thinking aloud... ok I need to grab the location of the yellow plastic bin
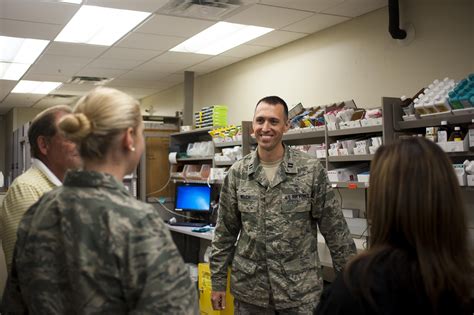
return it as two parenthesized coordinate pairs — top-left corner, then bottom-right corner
(198, 263), (234, 315)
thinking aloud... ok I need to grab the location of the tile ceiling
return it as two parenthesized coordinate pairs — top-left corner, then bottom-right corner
(0, 0), (387, 113)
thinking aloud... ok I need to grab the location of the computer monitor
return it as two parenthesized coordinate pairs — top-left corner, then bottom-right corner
(174, 183), (212, 212)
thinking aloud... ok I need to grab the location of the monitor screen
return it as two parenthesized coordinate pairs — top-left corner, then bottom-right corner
(175, 183), (211, 212)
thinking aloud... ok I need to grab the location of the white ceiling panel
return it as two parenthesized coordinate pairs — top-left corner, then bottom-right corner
(45, 42), (108, 59)
(149, 52), (210, 66)
(322, 0), (387, 18)
(84, 0), (169, 13)
(260, 0), (345, 13)
(53, 83), (97, 95)
(0, 1), (79, 25)
(99, 47), (162, 61)
(1, 93), (44, 107)
(117, 32), (185, 51)
(108, 86), (159, 99)
(160, 73), (184, 84)
(75, 67), (128, 79)
(0, 18), (61, 40)
(118, 71), (171, 81)
(225, 4), (313, 29)
(87, 58), (144, 70)
(27, 55), (92, 77)
(282, 13), (350, 34)
(221, 44), (271, 58)
(136, 14), (215, 37)
(247, 30), (306, 47)
(134, 58), (190, 73)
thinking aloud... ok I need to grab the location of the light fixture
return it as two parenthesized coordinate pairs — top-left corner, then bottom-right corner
(170, 21), (273, 55)
(0, 35), (49, 80)
(12, 80), (62, 94)
(55, 5), (151, 46)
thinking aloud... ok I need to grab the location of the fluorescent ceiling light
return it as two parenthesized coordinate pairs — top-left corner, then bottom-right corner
(55, 5), (151, 46)
(170, 22), (273, 55)
(0, 62), (31, 80)
(12, 80), (62, 94)
(0, 35), (49, 64)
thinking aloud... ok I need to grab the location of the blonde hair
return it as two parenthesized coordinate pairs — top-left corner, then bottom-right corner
(59, 87), (141, 159)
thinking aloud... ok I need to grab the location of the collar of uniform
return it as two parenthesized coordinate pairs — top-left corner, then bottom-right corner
(63, 170), (127, 192)
(247, 144), (297, 175)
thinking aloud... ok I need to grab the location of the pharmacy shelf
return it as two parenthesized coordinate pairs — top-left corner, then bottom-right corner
(170, 127), (214, 137)
(446, 151), (474, 157)
(177, 156), (214, 162)
(396, 114), (474, 130)
(214, 140), (241, 148)
(214, 160), (235, 166)
(328, 155), (374, 162)
(328, 125), (383, 137)
(330, 181), (369, 189)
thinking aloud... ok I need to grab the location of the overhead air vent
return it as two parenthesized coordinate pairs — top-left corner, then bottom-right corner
(158, 0), (255, 20)
(68, 76), (113, 85)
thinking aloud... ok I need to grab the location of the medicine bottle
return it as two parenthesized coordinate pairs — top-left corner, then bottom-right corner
(468, 119), (474, 148)
(449, 126), (463, 142)
(437, 121), (449, 143)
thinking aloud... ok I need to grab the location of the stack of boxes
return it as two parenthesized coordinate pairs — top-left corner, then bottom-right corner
(194, 105), (228, 128)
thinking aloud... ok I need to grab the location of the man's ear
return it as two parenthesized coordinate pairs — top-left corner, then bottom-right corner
(37, 136), (49, 156)
(284, 119), (290, 133)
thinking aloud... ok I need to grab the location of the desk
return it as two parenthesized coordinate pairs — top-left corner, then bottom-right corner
(167, 224), (366, 268)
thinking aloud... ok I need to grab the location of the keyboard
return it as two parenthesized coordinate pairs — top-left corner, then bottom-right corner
(168, 221), (208, 228)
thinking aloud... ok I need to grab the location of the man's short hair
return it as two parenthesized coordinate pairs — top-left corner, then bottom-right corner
(28, 105), (72, 159)
(255, 96), (288, 119)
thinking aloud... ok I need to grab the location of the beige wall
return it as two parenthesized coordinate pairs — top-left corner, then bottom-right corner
(0, 116), (5, 176)
(141, 0), (473, 125)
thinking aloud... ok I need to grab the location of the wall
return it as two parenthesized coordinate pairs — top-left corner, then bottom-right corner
(0, 116), (5, 176)
(141, 0), (473, 125)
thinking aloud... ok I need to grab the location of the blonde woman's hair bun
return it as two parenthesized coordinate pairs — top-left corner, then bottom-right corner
(59, 112), (92, 141)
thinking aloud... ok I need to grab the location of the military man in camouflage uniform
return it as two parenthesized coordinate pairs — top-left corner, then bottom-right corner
(210, 96), (356, 314)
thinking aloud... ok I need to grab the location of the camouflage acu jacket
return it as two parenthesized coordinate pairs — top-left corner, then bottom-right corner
(2, 170), (198, 315)
(210, 146), (356, 309)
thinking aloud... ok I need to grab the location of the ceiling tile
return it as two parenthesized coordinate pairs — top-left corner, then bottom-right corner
(247, 30), (306, 47)
(22, 73), (71, 83)
(149, 52), (210, 66)
(0, 80), (16, 101)
(87, 58), (144, 70)
(107, 79), (165, 89)
(322, 0), (387, 18)
(76, 67), (128, 79)
(221, 44), (271, 58)
(27, 55), (92, 77)
(282, 13), (350, 34)
(136, 14), (215, 37)
(84, 0), (169, 12)
(1, 93), (44, 107)
(54, 83), (97, 95)
(117, 32), (185, 51)
(99, 47), (162, 61)
(260, 0), (345, 13)
(0, 1), (79, 25)
(118, 71), (171, 81)
(45, 42), (108, 58)
(108, 87), (158, 99)
(225, 4), (313, 29)
(134, 58), (191, 73)
(186, 56), (242, 75)
(0, 18), (61, 40)
(32, 94), (79, 109)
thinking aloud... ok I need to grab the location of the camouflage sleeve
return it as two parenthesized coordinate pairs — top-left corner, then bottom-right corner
(311, 163), (356, 272)
(210, 167), (241, 292)
(123, 211), (199, 315)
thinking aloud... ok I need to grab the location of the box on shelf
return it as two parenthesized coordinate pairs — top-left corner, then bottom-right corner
(328, 165), (367, 182)
(316, 149), (327, 159)
(453, 164), (466, 186)
(354, 146), (369, 155)
(327, 122), (339, 131)
(467, 174), (474, 187)
(360, 117), (383, 126)
(339, 120), (361, 129)
(357, 171), (370, 183)
(437, 136), (469, 152)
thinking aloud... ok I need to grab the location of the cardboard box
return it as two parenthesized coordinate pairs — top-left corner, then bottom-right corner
(467, 174), (474, 186)
(328, 167), (364, 182)
(357, 172), (370, 183)
(354, 146), (369, 155)
(198, 263), (234, 315)
(438, 136), (469, 153)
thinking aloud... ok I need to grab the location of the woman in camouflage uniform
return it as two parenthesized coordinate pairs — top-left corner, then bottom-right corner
(2, 87), (198, 314)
